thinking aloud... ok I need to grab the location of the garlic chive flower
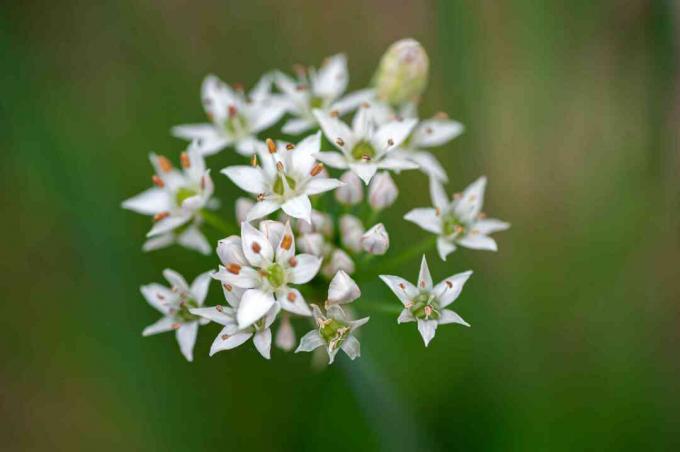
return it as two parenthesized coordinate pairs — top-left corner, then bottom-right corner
(121, 142), (215, 252)
(276, 54), (373, 135)
(380, 256), (471, 346)
(404, 176), (510, 260)
(212, 220), (321, 329)
(221, 133), (343, 223)
(141, 269), (212, 361)
(313, 104), (418, 184)
(172, 73), (286, 156)
(295, 271), (368, 364)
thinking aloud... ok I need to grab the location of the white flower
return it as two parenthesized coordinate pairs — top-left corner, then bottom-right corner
(405, 176), (510, 260)
(361, 223), (390, 255)
(295, 272), (369, 364)
(339, 214), (364, 253)
(172, 73), (286, 156)
(140, 269), (212, 361)
(191, 300), (280, 359)
(368, 171), (398, 210)
(335, 171), (364, 205)
(313, 104), (418, 184)
(275, 54), (373, 135)
(212, 220), (321, 329)
(221, 133), (343, 223)
(122, 142), (215, 250)
(380, 256), (471, 346)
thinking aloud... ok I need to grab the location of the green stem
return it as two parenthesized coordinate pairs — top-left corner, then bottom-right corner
(357, 301), (404, 315)
(200, 210), (237, 236)
(365, 208), (381, 227)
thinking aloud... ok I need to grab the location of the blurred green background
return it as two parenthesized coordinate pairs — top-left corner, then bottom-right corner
(2, 0), (680, 450)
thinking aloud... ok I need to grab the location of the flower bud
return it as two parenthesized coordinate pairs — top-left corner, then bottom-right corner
(361, 223), (390, 255)
(327, 270), (361, 305)
(373, 38), (429, 106)
(339, 215), (364, 253)
(335, 171), (363, 205)
(275, 315), (296, 351)
(297, 210), (333, 237)
(322, 249), (355, 278)
(368, 172), (398, 210)
(235, 197), (254, 224)
(297, 233), (326, 257)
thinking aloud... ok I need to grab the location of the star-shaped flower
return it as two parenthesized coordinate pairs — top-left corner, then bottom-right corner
(212, 220), (321, 329)
(140, 269), (212, 361)
(404, 176), (510, 260)
(380, 256), (471, 346)
(295, 271), (368, 364)
(313, 104), (418, 184)
(121, 142), (215, 252)
(275, 54), (373, 135)
(172, 73), (286, 156)
(222, 133), (343, 223)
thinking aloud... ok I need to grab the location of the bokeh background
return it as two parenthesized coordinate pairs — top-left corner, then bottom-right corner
(2, 0), (680, 450)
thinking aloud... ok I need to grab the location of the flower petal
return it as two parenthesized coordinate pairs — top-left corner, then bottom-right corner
(436, 237), (457, 261)
(439, 309), (470, 326)
(140, 283), (175, 314)
(341, 335), (361, 360)
(210, 327), (253, 356)
(379, 275), (418, 305)
(457, 234), (498, 251)
(189, 306), (235, 326)
(417, 255), (433, 290)
(372, 118), (417, 151)
(327, 270), (361, 305)
(409, 151), (448, 182)
(453, 176), (486, 223)
(142, 316), (175, 336)
(147, 215), (191, 237)
(277, 288), (312, 316)
(404, 208), (441, 234)
(241, 221), (274, 266)
(121, 188), (171, 215)
(142, 234), (174, 253)
(212, 265), (261, 289)
(275, 221), (296, 264)
(283, 118), (315, 135)
(216, 236), (247, 266)
(429, 177), (450, 212)
(177, 226), (211, 255)
(253, 329), (273, 359)
(397, 309), (415, 324)
(246, 200), (281, 222)
(190, 272), (213, 305)
(348, 162), (378, 185)
(288, 254), (322, 284)
(313, 53), (348, 100)
(221, 166), (267, 194)
(376, 156), (419, 171)
(281, 195), (312, 223)
(412, 119), (464, 148)
(305, 178), (344, 196)
(331, 88), (375, 115)
(313, 109), (355, 151)
(417, 319), (438, 347)
(163, 269), (189, 292)
(176, 321), (199, 361)
(474, 219), (511, 235)
(171, 123), (220, 141)
(314, 151), (349, 169)
(295, 330), (325, 353)
(433, 270), (472, 308)
(237, 289), (276, 329)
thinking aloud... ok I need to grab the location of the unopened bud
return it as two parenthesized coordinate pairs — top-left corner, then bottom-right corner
(373, 38), (429, 106)
(368, 172), (398, 210)
(335, 171), (363, 205)
(326, 270), (361, 305)
(235, 197), (254, 224)
(322, 249), (355, 278)
(298, 211), (334, 237)
(361, 223), (390, 255)
(297, 233), (326, 257)
(339, 215), (364, 253)
(275, 315), (296, 351)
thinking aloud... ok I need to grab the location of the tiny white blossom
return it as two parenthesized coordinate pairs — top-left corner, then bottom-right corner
(212, 220), (321, 329)
(335, 171), (364, 205)
(404, 176), (510, 260)
(222, 133), (343, 223)
(313, 104), (418, 184)
(361, 223), (390, 255)
(295, 272), (369, 364)
(380, 256), (471, 346)
(122, 142), (215, 252)
(368, 171), (398, 210)
(173, 73), (286, 156)
(339, 214), (364, 253)
(275, 54), (373, 135)
(141, 269), (212, 361)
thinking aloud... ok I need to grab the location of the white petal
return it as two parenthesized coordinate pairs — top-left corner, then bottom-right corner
(295, 330), (325, 353)
(253, 329), (273, 359)
(235, 136), (261, 156)
(453, 176), (486, 223)
(457, 234), (498, 251)
(121, 188), (171, 215)
(288, 254), (322, 284)
(221, 166), (267, 194)
(417, 255), (433, 290)
(348, 162), (378, 185)
(403, 208), (441, 234)
(439, 309), (470, 326)
(216, 236), (247, 266)
(177, 226), (211, 255)
(176, 321), (199, 361)
(140, 283), (175, 314)
(277, 288), (312, 316)
(259, 220), (286, 251)
(283, 118), (315, 135)
(163, 269), (189, 292)
(373, 118), (417, 151)
(305, 178), (344, 196)
(212, 265), (261, 289)
(249, 102), (286, 133)
(352, 105), (371, 137)
(275, 317), (296, 351)
(313, 53), (348, 100)
(474, 219), (511, 235)
(281, 195), (312, 223)
(147, 215), (191, 237)
(288, 132), (320, 174)
(436, 237), (457, 261)
(195, 136), (231, 156)
(417, 319), (438, 347)
(397, 309), (415, 324)
(412, 119), (464, 148)
(249, 72), (273, 103)
(241, 222), (274, 266)
(331, 88), (375, 115)
(142, 234), (174, 252)
(314, 151), (349, 169)
(378, 275), (418, 305)
(171, 123), (220, 141)
(190, 272), (213, 304)
(409, 151), (448, 182)
(429, 177), (450, 212)
(210, 327), (253, 356)
(202, 74), (234, 122)
(246, 200), (281, 222)
(341, 335), (361, 360)
(189, 306), (234, 326)
(313, 110), (355, 151)
(275, 221), (296, 264)
(327, 270), (361, 304)
(237, 289), (276, 329)
(142, 316), (175, 336)
(433, 270), (472, 308)
(376, 156), (419, 171)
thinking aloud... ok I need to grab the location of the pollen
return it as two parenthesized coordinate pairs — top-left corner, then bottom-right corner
(233, 82), (244, 92)
(288, 256), (298, 267)
(216, 305), (223, 312)
(336, 137), (345, 146)
(180, 152), (190, 168)
(286, 143), (295, 150)
(221, 334), (230, 341)
(152, 175), (164, 188)
(310, 163), (324, 176)
(157, 155), (173, 173)
(251, 242), (262, 253)
(281, 234), (293, 250)
(453, 192), (462, 200)
(287, 292), (297, 302)
(171, 322), (181, 330)
(361, 102), (371, 108)
(435, 208), (441, 216)
(445, 280), (453, 288)
(330, 110), (340, 118)
(153, 211), (170, 222)
(227, 263), (241, 275)
(420, 280), (426, 288)
(266, 138), (277, 154)
(399, 283), (405, 290)
(424, 305), (433, 317)
(228, 105), (238, 118)
(257, 193), (265, 202)
(361, 154), (372, 161)
(251, 154), (258, 167)
(223, 283), (233, 292)
(387, 138), (394, 146)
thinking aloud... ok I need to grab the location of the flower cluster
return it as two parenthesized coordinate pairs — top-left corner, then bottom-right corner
(123, 38), (509, 364)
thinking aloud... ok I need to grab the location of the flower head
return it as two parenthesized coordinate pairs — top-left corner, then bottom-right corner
(404, 176), (510, 260)
(380, 256), (471, 346)
(121, 142), (214, 252)
(222, 133), (343, 223)
(276, 54), (373, 135)
(140, 269), (212, 361)
(172, 73), (286, 156)
(212, 220), (321, 329)
(295, 272), (368, 364)
(313, 104), (418, 184)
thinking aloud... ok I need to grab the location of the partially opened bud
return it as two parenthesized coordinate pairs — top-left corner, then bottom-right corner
(327, 270), (361, 305)
(340, 214), (364, 253)
(275, 315), (296, 351)
(368, 172), (398, 210)
(335, 171), (363, 205)
(322, 249), (355, 278)
(373, 38), (429, 106)
(361, 223), (390, 255)
(235, 197), (254, 224)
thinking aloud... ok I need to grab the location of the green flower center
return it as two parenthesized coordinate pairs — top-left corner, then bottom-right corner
(319, 319), (350, 349)
(175, 187), (198, 206)
(176, 299), (200, 322)
(309, 96), (325, 109)
(223, 114), (249, 137)
(442, 214), (466, 237)
(410, 292), (440, 320)
(272, 174), (297, 196)
(266, 263), (286, 288)
(351, 140), (377, 160)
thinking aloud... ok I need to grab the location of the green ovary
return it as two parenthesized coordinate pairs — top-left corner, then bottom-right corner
(410, 292), (440, 320)
(319, 319), (350, 348)
(223, 114), (248, 137)
(309, 96), (325, 109)
(177, 299), (200, 322)
(351, 141), (377, 160)
(175, 187), (198, 206)
(272, 175), (297, 196)
(266, 263), (286, 288)
(442, 214), (465, 236)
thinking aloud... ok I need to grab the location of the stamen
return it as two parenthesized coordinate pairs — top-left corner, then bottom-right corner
(420, 280), (426, 288)
(330, 110), (340, 118)
(361, 154), (372, 161)
(156, 293), (165, 300)
(200, 175), (206, 190)
(152, 175), (164, 188)
(286, 143), (295, 150)
(223, 283), (233, 292)
(281, 234), (293, 250)
(266, 138), (277, 154)
(424, 306), (433, 317)
(288, 256), (298, 267)
(398, 283), (406, 290)
(287, 292), (297, 302)
(157, 156), (173, 173)
(180, 152), (190, 168)
(251, 242), (262, 254)
(445, 280), (453, 288)
(171, 322), (181, 330)
(257, 193), (265, 202)
(425, 127), (433, 134)
(228, 105), (238, 118)
(153, 211), (170, 222)
(227, 263), (241, 275)
(453, 192), (462, 200)
(295, 84), (307, 91)
(335, 137), (345, 147)
(276, 161), (284, 172)
(434, 111), (449, 120)
(435, 208), (441, 216)
(361, 102), (371, 108)
(233, 82), (244, 92)
(387, 138), (394, 146)
(310, 163), (324, 176)
(478, 212), (487, 219)
(216, 305), (223, 312)
(454, 225), (465, 234)
(251, 154), (258, 167)
(221, 334), (230, 341)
